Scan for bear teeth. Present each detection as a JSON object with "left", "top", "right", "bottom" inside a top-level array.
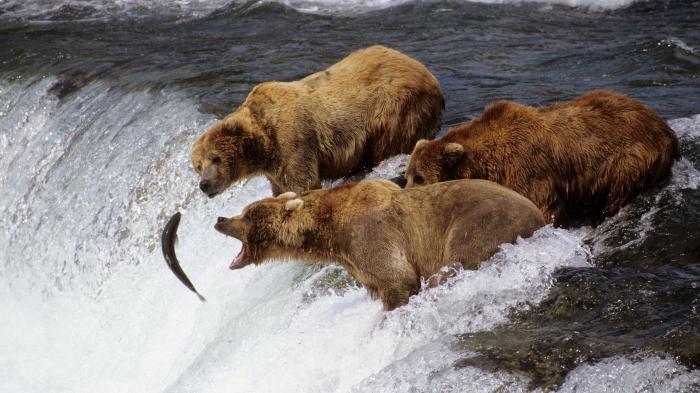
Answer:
[{"left": 230, "top": 243, "right": 247, "bottom": 270}]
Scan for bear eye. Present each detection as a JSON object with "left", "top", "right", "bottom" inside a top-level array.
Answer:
[
  {"left": 414, "top": 175, "right": 425, "bottom": 185},
  {"left": 211, "top": 156, "right": 221, "bottom": 165}
]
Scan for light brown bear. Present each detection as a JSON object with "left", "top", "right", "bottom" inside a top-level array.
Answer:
[
  {"left": 214, "top": 179, "right": 545, "bottom": 310},
  {"left": 192, "top": 45, "right": 444, "bottom": 197},
  {"left": 404, "top": 90, "right": 679, "bottom": 226}
]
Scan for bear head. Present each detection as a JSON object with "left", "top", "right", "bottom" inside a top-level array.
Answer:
[
  {"left": 404, "top": 139, "right": 465, "bottom": 187},
  {"left": 214, "top": 192, "right": 317, "bottom": 270},
  {"left": 191, "top": 108, "right": 268, "bottom": 198}
]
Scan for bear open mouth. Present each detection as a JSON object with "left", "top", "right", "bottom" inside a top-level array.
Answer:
[{"left": 230, "top": 243, "right": 250, "bottom": 270}]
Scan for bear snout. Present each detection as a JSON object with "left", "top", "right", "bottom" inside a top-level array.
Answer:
[
  {"left": 388, "top": 174, "right": 407, "bottom": 188},
  {"left": 214, "top": 217, "right": 228, "bottom": 233},
  {"left": 198, "top": 165, "right": 225, "bottom": 198},
  {"left": 199, "top": 179, "right": 223, "bottom": 198},
  {"left": 215, "top": 216, "right": 245, "bottom": 240}
]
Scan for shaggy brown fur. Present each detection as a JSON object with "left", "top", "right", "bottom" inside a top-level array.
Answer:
[
  {"left": 215, "top": 179, "right": 545, "bottom": 310},
  {"left": 192, "top": 45, "right": 444, "bottom": 197},
  {"left": 404, "top": 90, "right": 679, "bottom": 226}
]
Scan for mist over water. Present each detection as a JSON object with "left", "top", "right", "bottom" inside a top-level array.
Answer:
[{"left": 1, "top": 0, "right": 699, "bottom": 392}]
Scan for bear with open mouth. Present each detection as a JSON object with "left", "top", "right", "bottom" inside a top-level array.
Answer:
[{"left": 215, "top": 179, "right": 545, "bottom": 310}]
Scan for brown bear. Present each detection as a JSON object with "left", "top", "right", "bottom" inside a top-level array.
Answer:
[
  {"left": 214, "top": 179, "right": 545, "bottom": 310},
  {"left": 404, "top": 90, "right": 679, "bottom": 226},
  {"left": 192, "top": 45, "right": 444, "bottom": 197}
]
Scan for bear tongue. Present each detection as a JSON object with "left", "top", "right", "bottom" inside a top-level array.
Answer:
[{"left": 230, "top": 243, "right": 247, "bottom": 270}]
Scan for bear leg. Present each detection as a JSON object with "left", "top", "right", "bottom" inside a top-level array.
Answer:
[
  {"left": 598, "top": 152, "right": 663, "bottom": 217},
  {"left": 376, "top": 267, "right": 420, "bottom": 311},
  {"left": 379, "top": 286, "right": 412, "bottom": 311},
  {"left": 277, "top": 158, "right": 322, "bottom": 194},
  {"left": 443, "top": 213, "right": 520, "bottom": 270}
]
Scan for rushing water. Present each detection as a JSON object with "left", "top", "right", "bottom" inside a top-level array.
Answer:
[{"left": 1, "top": 1, "right": 699, "bottom": 392}]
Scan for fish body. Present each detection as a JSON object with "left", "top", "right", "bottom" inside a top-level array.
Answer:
[{"left": 161, "top": 212, "right": 206, "bottom": 302}]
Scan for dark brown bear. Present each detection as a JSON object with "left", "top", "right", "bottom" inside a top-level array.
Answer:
[
  {"left": 192, "top": 45, "right": 444, "bottom": 197},
  {"left": 404, "top": 90, "right": 679, "bottom": 225},
  {"left": 215, "top": 179, "right": 545, "bottom": 310}
]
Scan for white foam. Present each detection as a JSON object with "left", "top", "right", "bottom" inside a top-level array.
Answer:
[
  {"left": 2, "top": 75, "right": 585, "bottom": 392},
  {"left": 354, "top": 340, "right": 530, "bottom": 393},
  {"left": 365, "top": 154, "right": 409, "bottom": 180},
  {"left": 0, "top": 0, "right": 233, "bottom": 21},
  {"left": 0, "top": 0, "right": 641, "bottom": 20},
  {"left": 2, "top": 76, "right": 698, "bottom": 393},
  {"left": 358, "top": 353, "right": 700, "bottom": 392},
  {"left": 659, "top": 37, "right": 698, "bottom": 56},
  {"left": 275, "top": 0, "right": 638, "bottom": 15},
  {"left": 159, "top": 226, "right": 590, "bottom": 393},
  {"left": 559, "top": 356, "right": 700, "bottom": 393},
  {"left": 670, "top": 114, "right": 700, "bottom": 140}
]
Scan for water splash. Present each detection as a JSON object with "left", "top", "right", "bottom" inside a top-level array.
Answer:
[
  {"left": 0, "top": 0, "right": 641, "bottom": 21},
  {"left": 1, "top": 76, "right": 698, "bottom": 392},
  {"left": 359, "top": 354, "right": 700, "bottom": 392},
  {"left": 559, "top": 356, "right": 700, "bottom": 393}
]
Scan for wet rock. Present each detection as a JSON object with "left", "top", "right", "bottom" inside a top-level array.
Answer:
[
  {"left": 455, "top": 328, "right": 623, "bottom": 390},
  {"left": 452, "top": 265, "right": 700, "bottom": 390},
  {"left": 295, "top": 265, "right": 359, "bottom": 304},
  {"left": 48, "top": 71, "right": 95, "bottom": 99}
]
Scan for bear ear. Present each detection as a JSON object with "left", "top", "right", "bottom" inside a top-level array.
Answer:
[
  {"left": 444, "top": 143, "right": 464, "bottom": 162},
  {"left": 277, "top": 191, "right": 298, "bottom": 200},
  {"left": 221, "top": 122, "right": 243, "bottom": 137},
  {"left": 285, "top": 198, "right": 304, "bottom": 211},
  {"left": 415, "top": 139, "right": 429, "bottom": 149}
]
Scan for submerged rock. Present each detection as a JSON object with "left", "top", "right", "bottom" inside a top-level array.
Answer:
[{"left": 48, "top": 71, "right": 96, "bottom": 99}]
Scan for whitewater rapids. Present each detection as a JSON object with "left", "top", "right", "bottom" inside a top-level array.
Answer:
[{"left": 1, "top": 74, "right": 699, "bottom": 392}]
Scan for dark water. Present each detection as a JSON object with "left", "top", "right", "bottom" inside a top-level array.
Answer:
[
  {"left": 2, "top": 0, "right": 700, "bottom": 122},
  {"left": 1, "top": 0, "right": 699, "bottom": 390}
]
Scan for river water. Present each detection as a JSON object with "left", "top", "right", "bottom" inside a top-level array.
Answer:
[{"left": 1, "top": 0, "right": 699, "bottom": 392}]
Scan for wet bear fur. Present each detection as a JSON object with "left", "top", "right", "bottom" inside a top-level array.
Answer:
[
  {"left": 192, "top": 45, "right": 444, "bottom": 197},
  {"left": 215, "top": 179, "right": 545, "bottom": 310},
  {"left": 404, "top": 90, "right": 679, "bottom": 225}
]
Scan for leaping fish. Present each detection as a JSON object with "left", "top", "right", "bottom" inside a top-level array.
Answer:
[{"left": 161, "top": 212, "right": 206, "bottom": 302}]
